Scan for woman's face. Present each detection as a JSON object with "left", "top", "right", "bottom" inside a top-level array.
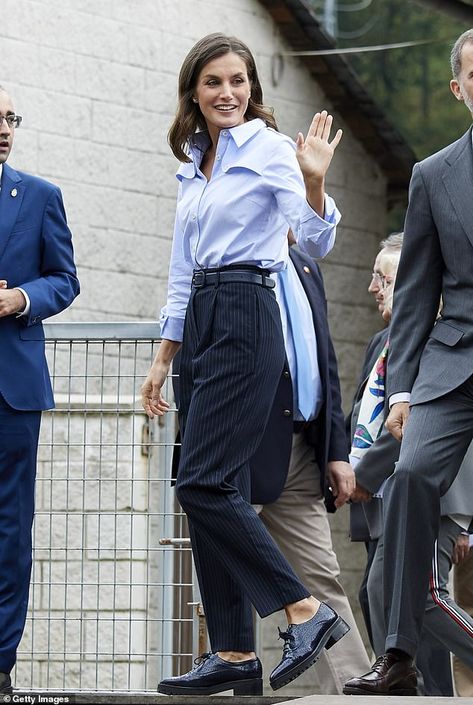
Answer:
[{"left": 194, "top": 52, "right": 251, "bottom": 138}]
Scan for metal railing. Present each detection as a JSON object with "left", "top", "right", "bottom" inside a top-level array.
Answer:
[{"left": 14, "top": 322, "right": 198, "bottom": 692}]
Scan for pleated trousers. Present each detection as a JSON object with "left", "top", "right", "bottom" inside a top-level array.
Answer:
[
  {"left": 0, "top": 393, "right": 41, "bottom": 672},
  {"left": 175, "top": 281, "right": 310, "bottom": 652}
]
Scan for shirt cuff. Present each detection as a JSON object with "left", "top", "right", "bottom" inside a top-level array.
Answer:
[
  {"left": 389, "top": 392, "right": 411, "bottom": 407},
  {"left": 14, "top": 287, "right": 30, "bottom": 317},
  {"left": 298, "top": 195, "right": 341, "bottom": 259},
  {"left": 348, "top": 454, "right": 360, "bottom": 469},
  {"left": 160, "top": 311, "right": 184, "bottom": 343},
  {"left": 300, "top": 193, "right": 339, "bottom": 225},
  {"left": 322, "top": 194, "right": 338, "bottom": 224}
]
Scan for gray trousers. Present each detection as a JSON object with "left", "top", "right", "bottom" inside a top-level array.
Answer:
[
  {"left": 383, "top": 378, "right": 473, "bottom": 656},
  {"left": 369, "top": 516, "right": 473, "bottom": 669}
]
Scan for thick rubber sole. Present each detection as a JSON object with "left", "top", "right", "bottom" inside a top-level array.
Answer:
[
  {"left": 343, "top": 684, "right": 417, "bottom": 696},
  {"left": 158, "top": 676, "right": 263, "bottom": 696},
  {"left": 270, "top": 616, "right": 350, "bottom": 691}
]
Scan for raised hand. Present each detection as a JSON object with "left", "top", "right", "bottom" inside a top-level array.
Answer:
[{"left": 296, "top": 110, "right": 342, "bottom": 184}]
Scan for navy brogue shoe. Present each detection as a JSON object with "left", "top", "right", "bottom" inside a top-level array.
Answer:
[
  {"left": 158, "top": 652, "right": 263, "bottom": 696},
  {"left": 270, "top": 602, "right": 350, "bottom": 691}
]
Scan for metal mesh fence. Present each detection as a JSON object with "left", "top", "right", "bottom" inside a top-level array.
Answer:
[{"left": 14, "top": 322, "right": 196, "bottom": 692}]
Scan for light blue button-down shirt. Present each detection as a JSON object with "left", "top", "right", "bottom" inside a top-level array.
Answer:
[
  {"left": 160, "top": 118, "right": 340, "bottom": 342},
  {"left": 274, "top": 257, "right": 323, "bottom": 422}
]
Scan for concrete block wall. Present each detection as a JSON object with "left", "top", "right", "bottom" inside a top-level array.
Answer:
[{"left": 1, "top": 0, "right": 388, "bottom": 693}]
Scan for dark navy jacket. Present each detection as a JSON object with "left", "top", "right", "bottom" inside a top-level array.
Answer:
[{"left": 249, "top": 247, "right": 348, "bottom": 512}]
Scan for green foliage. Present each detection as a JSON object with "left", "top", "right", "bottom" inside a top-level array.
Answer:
[{"left": 311, "top": 0, "right": 472, "bottom": 159}]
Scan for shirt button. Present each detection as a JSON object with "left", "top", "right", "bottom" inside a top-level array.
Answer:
[
  {"left": 221, "top": 130, "right": 228, "bottom": 137},
  {"left": 192, "top": 213, "right": 197, "bottom": 221},
  {"left": 283, "top": 409, "right": 292, "bottom": 417},
  {"left": 216, "top": 154, "right": 221, "bottom": 161}
]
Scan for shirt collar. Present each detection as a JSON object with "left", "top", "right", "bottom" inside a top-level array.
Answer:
[
  {"left": 227, "top": 118, "right": 266, "bottom": 147},
  {"left": 178, "top": 118, "right": 267, "bottom": 180},
  {"left": 192, "top": 118, "right": 266, "bottom": 152}
]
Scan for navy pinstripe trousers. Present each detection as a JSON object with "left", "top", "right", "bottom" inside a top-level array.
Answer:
[{"left": 175, "top": 280, "right": 310, "bottom": 652}]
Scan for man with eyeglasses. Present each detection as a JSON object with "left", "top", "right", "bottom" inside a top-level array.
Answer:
[{"left": 0, "top": 86, "right": 79, "bottom": 693}]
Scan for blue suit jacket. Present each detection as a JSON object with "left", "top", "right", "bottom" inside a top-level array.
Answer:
[
  {"left": 250, "top": 247, "right": 348, "bottom": 512},
  {"left": 0, "top": 163, "right": 79, "bottom": 410}
]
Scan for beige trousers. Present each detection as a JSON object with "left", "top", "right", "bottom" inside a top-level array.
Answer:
[
  {"left": 453, "top": 550, "right": 473, "bottom": 696},
  {"left": 256, "top": 432, "right": 371, "bottom": 694}
]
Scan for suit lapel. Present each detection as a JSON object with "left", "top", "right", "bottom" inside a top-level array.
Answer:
[
  {"left": 442, "top": 128, "right": 473, "bottom": 250},
  {"left": 0, "top": 163, "right": 24, "bottom": 263}
]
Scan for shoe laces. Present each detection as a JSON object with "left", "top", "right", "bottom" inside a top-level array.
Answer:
[
  {"left": 372, "top": 654, "right": 392, "bottom": 673},
  {"left": 278, "top": 627, "right": 295, "bottom": 657},
  {"left": 192, "top": 652, "right": 212, "bottom": 670}
]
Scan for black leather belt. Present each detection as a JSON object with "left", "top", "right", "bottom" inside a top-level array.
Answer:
[{"left": 192, "top": 268, "right": 275, "bottom": 289}]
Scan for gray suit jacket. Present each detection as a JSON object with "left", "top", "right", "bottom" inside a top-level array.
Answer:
[
  {"left": 351, "top": 324, "right": 473, "bottom": 534},
  {"left": 388, "top": 127, "right": 473, "bottom": 404}
]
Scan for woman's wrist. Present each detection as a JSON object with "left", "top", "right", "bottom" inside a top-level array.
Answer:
[{"left": 154, "top": 339, "right": 181, "bottom": 367}]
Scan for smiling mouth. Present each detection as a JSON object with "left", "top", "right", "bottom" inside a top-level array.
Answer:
[{"left": 214, "top": 105, "right": 237, "bottom": 111}]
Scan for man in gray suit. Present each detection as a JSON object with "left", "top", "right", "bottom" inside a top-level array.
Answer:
[{"left": 344, "top": 29, "right": 473, "bottom": 695}]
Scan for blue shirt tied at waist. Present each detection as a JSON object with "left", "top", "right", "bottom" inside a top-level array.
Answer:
[
  {"left": 160, "top": 118, "right": 340, "bottom": 343},
  {"left": 275, "top": 257, "right": 323, "bottom": 422}
]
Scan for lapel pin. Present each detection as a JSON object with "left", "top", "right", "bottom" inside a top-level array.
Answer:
[
  {"left": 10, "top": 188, "right": 17, "bottom": 198},
  {"left": 303, "top": 266, "right": 310, "bottom": 274}
]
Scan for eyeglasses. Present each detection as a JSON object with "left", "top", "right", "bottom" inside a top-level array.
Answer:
[
  {"left": 371, "top": 272, "right": 394, "bottom": 288},
  {"left": 0, "top": 114, "right": 22, "bottom": 129}
]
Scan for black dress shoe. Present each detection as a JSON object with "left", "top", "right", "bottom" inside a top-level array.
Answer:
[
  {"left": 0, "top": 672, "right": 12, "bottom": 694},
  {"left": 158, "top": 652, "right": 263, "bottom": 695},
  {"left": 269, "top": 602, "right": 350, "bottom": 691},
  {"left": 343, "top": 652, "right": 417, "bottom": 695}
]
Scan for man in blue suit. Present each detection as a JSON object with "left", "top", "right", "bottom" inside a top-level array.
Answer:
[{"left": 0, "top": 87, "right": 79, "bottom": 693}]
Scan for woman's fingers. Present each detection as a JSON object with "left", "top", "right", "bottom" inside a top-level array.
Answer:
[{"left": 330, "top": 128, "right": 343, "bottom": 150}]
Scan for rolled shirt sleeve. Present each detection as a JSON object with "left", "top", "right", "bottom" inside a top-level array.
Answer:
[{"left": 159, "top": 205, "right": 193, "bottom": 343}]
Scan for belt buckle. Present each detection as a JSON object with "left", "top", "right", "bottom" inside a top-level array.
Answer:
[{"left": 192, "top": 270, "right": 206, "bottom": 288}]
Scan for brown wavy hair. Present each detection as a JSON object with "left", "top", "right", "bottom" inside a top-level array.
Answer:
[{"left": 168, "top": 33, "right": 278, "bottom": 162}]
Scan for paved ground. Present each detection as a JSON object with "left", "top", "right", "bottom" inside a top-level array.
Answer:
[
  {"left": 9, "top": 693, "right": 473, "bottom": 704},
  {"left": 280, "top": 697, "right": 473, "bottom": 704}
]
